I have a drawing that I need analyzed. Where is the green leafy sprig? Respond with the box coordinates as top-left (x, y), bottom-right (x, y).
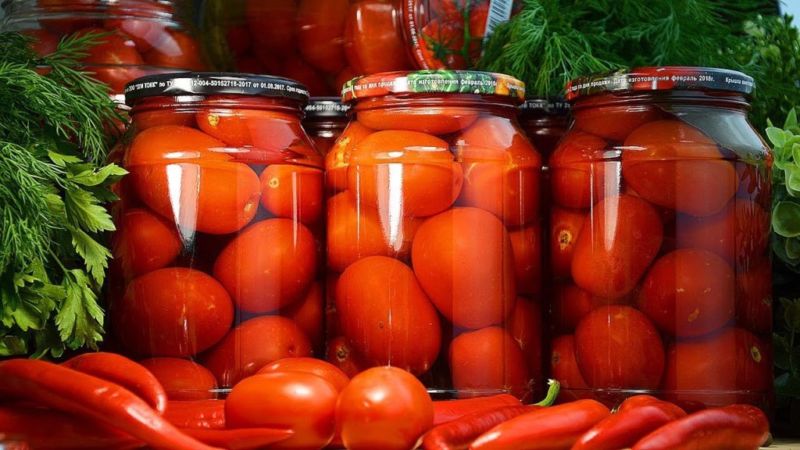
top-left (769, 108), bottom-right (800, 272)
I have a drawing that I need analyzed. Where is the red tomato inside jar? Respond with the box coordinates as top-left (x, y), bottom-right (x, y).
top-left (326, 70), bottom-right (544, 400)
top-left (111, 73), bottom-right (324, 394)
top-left (549, 67), bottom-right (773, 411)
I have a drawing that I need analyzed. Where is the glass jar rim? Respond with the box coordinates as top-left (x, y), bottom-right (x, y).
top-left (305, 97), bottom-right (350, 119)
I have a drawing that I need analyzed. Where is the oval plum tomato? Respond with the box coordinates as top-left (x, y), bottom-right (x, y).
top-left (143, 30), bottom-right (205, 70)
top-left (75, 28), bottom-right (144, 66)
top-left (213, 219), bottom-right (317, 314)
top-left (456, 117), bottom-right (542, 226)
top-left (104, 2), bottom-right (173, 53)
top-left (343, 1), bottom-right (412, 74)
top-left (550, 335), bottom-right (590, 402)
top-left (450, 326), bottom-right (530, 398)
top-left (326, 192), bottom-right (420, 272)
top-left (508, 297), bottom-right (543, 384)
top-left (573, 104), bottom-right (662, 142)
top-left (622, 120), bottom-right (738, 217)
top-left (21, 29), bottom-right (59, 56)
top-left (196, 108), bottom-right (301, 150)
top-left (571, 194), bottom-right (663, 299)
top-left (574, 306), bottom-right (665, 390)
top-left (325, 121), bottom-right (373, 192)
top-left (112, 268), bottom-right (233, 357)
top-left (736, 263), bottom-right (772, 334)
top-left (112, 208), bottom-right (181, 279)
top-left (550, 207), bottom-right (586, 279)
top-left (203, 316), bottom-right (312, 387)
top-left (412, 207), bottom-right (516, 329)
top-left (336, 256), bottom-right (441, 374)
top-left (138, 357), bottom-right (217, 401)
top-left (509, 225), bottom-right (542, 295)
top-left (549, 131), bottom-right (609, 209)
top-left (637, 249), bottom-right (735, 337)
top-left (259, 165), bottom-right (323, 224)
top-left (348, 130), bottom-right (463, 217)
top-left (326, 336), bottom-right (366, 378)
top-left (552, 283), bottom-right (623, 332)
top-left (297, 0), bottom-right (348, 73)
top-left (284, 283), bottom-right (324, 349)
top-left (125, 125), bottom-right (229, 166)
top-left (336, 366), bottom-right (433, 450)
top-left (226, 372), bottom-right (338, 449)
top-left (258, 357), bottom-right (349, 392)
top-left (356, 107), bottom-right (479, 135)
top-left (663, 327), bottom-right (771, 408)
top-left (130, 160), bottom-right (261, 234)
top-left (245, 0), bottom-right (298, 55)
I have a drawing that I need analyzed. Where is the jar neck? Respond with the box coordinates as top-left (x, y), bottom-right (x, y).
top-left (352, 94), bottom-right (521, 118)
top-left (572, 91), bottom-right (752, 113)
top-left (130, 96), bottom-right (305, 119)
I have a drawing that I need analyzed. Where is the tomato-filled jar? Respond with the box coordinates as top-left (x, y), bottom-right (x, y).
top-left (303, 97), bottom-right (349, 155)
top-left (519, 98), bottom-right (570, 158)
top-left (548, 67), bottom-right (772, 410)
top-left (326, 70), bottom-right (544, 400)
top-left (111, 73), bottom-right (324, 397)
top-left (1, 0), bottom-right (206, 96)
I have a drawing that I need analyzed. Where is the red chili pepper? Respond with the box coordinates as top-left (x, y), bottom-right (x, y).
top-left (181, 428), bottom-right (294, 450)
top-left (62, 352), bottom-right (168, 414)
top-left (572, 395), bottom-right (686, 450)
top-left (469, 399), bottom-right (611, 450)
top-left (0, 359), bottom-right (221, 450)
top-left (433, 394), bottom-right (521, 426)
top-left (165, 400), bottom-right (227, 429)
top-left (632, 404), bottom-right (769, 450)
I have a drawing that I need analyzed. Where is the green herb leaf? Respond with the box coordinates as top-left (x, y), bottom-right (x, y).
top-left (56, 270), bottom-right (103, 350)
top-left (69, 227), bottom-right (111, 284)
top-left (68, 163), bottom-right (127, 187)
top-left (64, 186), bottom-right (115, 233)
top-left (773, 201), bottom-right (800, 237)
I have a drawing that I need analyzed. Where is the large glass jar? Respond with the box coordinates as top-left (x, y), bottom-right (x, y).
top-left (519, 98), bottom-right (570, 159)
top-left (111, 73), bottom-right (324, 397)
top-left (1, 0), bottom-right (206, 96)
top-left (548, 67), bottom-right (773, 411)
top-left (303, 97), bottom-right (349, 155)
top-left (326, 70), bottom-right (544, 400)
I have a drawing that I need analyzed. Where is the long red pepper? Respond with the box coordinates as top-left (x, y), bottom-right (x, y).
top-left (0, 359), bottom-right (221, 450)
top-left (432, 394), bottom-right (521, 426)
top-left (469, 399), bottom-right (610, 450)
top-left (62, 352), bottom-right (168, 414)
top-left (572, 395), bottom-right (686, 450)
top-left (632, 404), bottom-right (769, 450)
top-left (181, 428), bottom-right (294, 450)
top-left (165, 400), bottom-right (227, 429)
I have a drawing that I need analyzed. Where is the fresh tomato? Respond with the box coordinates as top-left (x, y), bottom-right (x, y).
top-left (549, 131), bottom-right (609, 209)
top-left (571, 194), bottom-right (663, 299)
top-left (143, 30), bottom-right (205, 70)
top-left (343, 1), bottom-right (412, 74)
top-left (622, 120), bottom-right (738, 217)
top-left (336, 256), bottom-right (441, 375)
top-left (226, 372), bottom-right (338, 449)
top-left (138, 357), bottom-right (217, 401)
top-left (196, 108), bottom-right (301, 150)
top-left (356, 107), bottom-right (479, 135)
top-left (450, 326), bottom-right (530, 399)
top-left (575, 306), bottom-right (665, 390)
top-left (550, 335), bottom-right (591, 402)
top-left (663, 327), bottom-right (772, 408)
top-left (549, 207), bottom-right (586, 279)
top-left (203, 316), bottom-right (313, 387)
top-left (284, 283), bottom-right (324, 349)
top-left (412, 207), bottom-right (516, 329)
top-left (552, 283), bottom-right (623, 332)
top-left (104, 2), bottom-right (173, 53)
top-left (112, 268), bottom-right (233, 357)
top-left (572, 104), bottom-right (662, 142)
top-left (297, 0), bottom-right (348, 73)
top-left (21, 29), bottom-right (59, 56)
top-left (125, 125), bottom-right (229, 166)
top-left (325, 121), bottom-right (373, 192)
top-left (509, 225), bottom-right (542, 295)
top-left (348, 130), bottom-right (463, 217)
top-left (259, 165), bottom-right (323, 225)
top-left (245, 0), bottom-right (298, 55)
top-left (258, 357), bottom-right (349, 392)
top-left (326, 336), bottom-right (366, 378)
top-left (213, 219), bottom-right (317, 314)
top-left (335, 366), bottom-right (433, 450)
top-left (736, 263), bottom-right (772, 334)
top-left (507, 297), bottom-right (544, 385)
top-left (637, 249), bottom-right (735, 337)
top-left (112, 208), bottom-right (181, 279)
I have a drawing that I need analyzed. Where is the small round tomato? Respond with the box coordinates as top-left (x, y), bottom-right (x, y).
top-left (450, 326), bottom-right (530, 398)
top-left (549, 207), bottom-right (586, 279)
top-left (258, 357), bottom-right (349, 392)
top-left (550, 335), bottom-right (590, 402)
top-left (196, 108), bottom-right (301, 150)
top-left (343, 1), bottom-right (412, 74)
top-left (637, 249), bottom-right (735, 337)
top-left (552, 284), bottom-right (623, 332)
top-left (297, 0), bottom-right (348, 73)
top-left (356, 107), bottom-right (479, 135)
top-left (213, 219), bottom-right (317, 314)
top-left (125, 125), bottom-right (229, 166)
top-left (143, 30), bottom-right (205, 70)
top-left (326, 336), bottom-right (366, 378)
top-left (112, 208), bottom-right (181, 279)
top-left (325, 121), bottom-right (373, 192)
top-left (663, 327), bottom-right (771, 408)
top-left (571, 194), bottom-right (663, 299)
top-left (573, 104), bottom-right (662, 142)
top-left (549, 131), bottom-right (610, 209)
top-left (245, 0), bottom-right (298, 55)
top-left (104, 2), bottom-right (173, 53)
top-left (21, 29), bottom-right (59, 56)
top-left (508, 297), bottom-right (543, 383)
top-left (336, 256), bottom-right (441, 375)
top-left (736, 263), bottom-right (772, 334)
top-left (112, 268), bottom-right (233, 357)
top-left (412, 207), bottom-right (516, 329)
top-left (284, 283), bottom-right (324, 349)
top-left (622, 120), bottom-right (738, 217)
top-left (76, 28), bottom-right (144, 66)
top-left (336, 367), bottom-right (433, 450)
top-left (138, 357), bottom-right (217, 401)
top-left (203, 316), bottom-right (312, 387)
top-left (226, 372), bottom-right (338, 449)
top-left (509, 225), bottom-right (542, 295)
top-left (575, 306), bottom-right (665, 389)
top-left (348, 130), bottom-right (463, 217)
top-left (259, 165), bottom-right (323, 225)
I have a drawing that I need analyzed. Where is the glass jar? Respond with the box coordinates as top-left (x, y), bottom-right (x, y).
top-left (303, 97), bottom-right (349, 155)
top-left (326, 70), bottom-right (544, 400)
top-left (1, 0), bottom-right (207, 96)
top-left (519, 98), bottom-right (570, 158)
top-left (549, 67), bottom-right (773, 411)
top-left (111, 73), bottom-right (324, 396)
